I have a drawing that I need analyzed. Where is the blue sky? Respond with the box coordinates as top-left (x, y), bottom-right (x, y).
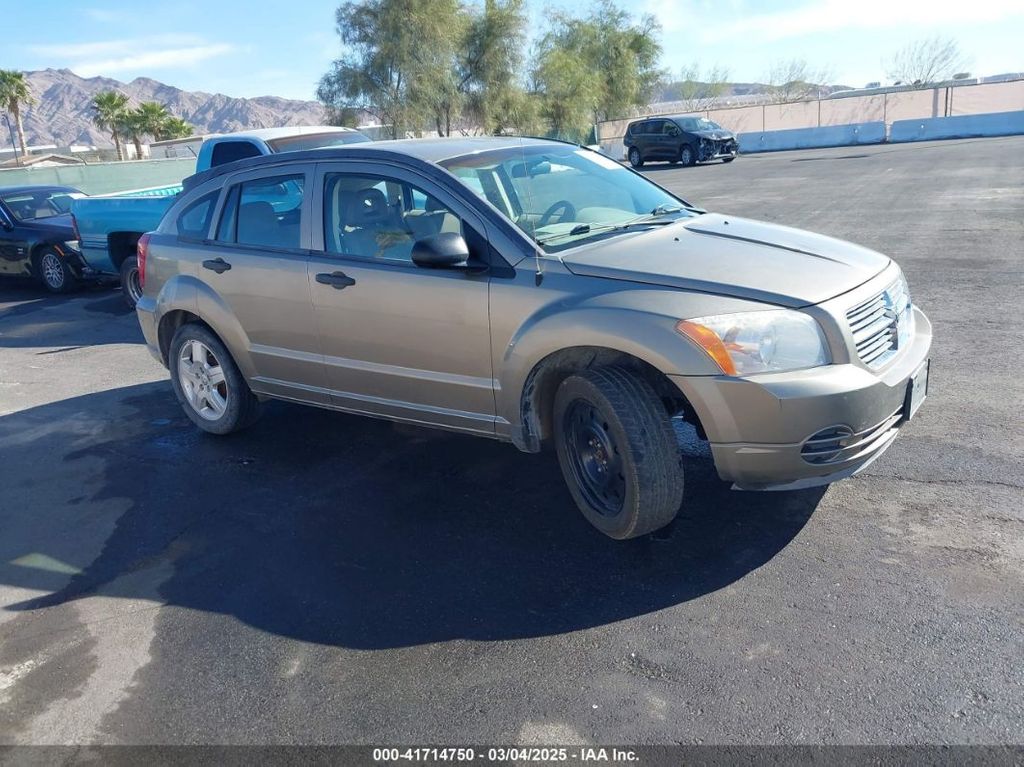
top-left (2, 0), bottom-right (1022, 100)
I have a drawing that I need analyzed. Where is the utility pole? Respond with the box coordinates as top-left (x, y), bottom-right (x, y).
top-left (3, 113), bottom-right (21, 166)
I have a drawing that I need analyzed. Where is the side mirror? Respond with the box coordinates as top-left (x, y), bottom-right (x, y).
top-left (412, 232), bottom-right (471, 269)
top-left (0, 213), bottom-right (12, 231)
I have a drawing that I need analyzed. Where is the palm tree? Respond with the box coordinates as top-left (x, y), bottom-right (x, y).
top-left (91, 90), bottom-right (130, 161)
top-left (160, 116), bottom-right (194, 140)
top-left (0, 69), bottom-right (34, 159)
top-left (135, 101), bottom-right (170, 141)
top-left (123, 109), bottom-right (147, 160)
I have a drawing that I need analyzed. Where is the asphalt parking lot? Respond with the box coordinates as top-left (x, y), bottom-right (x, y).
top-left (1, 136), bottom-right (1022, 746)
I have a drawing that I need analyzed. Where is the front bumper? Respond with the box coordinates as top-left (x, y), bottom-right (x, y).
top-left (699, 138), bottom-right (738, 161)
top-left (672, 306), bottom-right (932, 490)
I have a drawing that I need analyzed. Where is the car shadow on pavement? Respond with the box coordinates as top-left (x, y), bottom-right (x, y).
top-left (0, 283), bottom-right (140, 349)
top-left (1, 382), bottom-right (825, 649)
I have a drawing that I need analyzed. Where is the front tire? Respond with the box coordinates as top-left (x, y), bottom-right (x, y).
top-left (680, 144), bottom-right (697, 167)
top-left (120, 256), bottom-right (142, 308)
top-left (169, 323), bottom-right (261, 435)
top-left (628, 147), bottom-right (644, 168)
top-left (553, 367), bottom-right (684, 539)
top-left (35, 248), bottom-right (76, 294)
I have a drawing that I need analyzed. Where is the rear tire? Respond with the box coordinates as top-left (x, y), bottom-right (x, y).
top-left (628, 147), bottom-right (644, 168)
top-left (553, 367), bottom-right (684, 539)
top-left (120, 256), bottom-right (142, 308)
top-left (169, 323), bottom-right (261, 435)
top-left (35, 248), bottom-right (76, 294)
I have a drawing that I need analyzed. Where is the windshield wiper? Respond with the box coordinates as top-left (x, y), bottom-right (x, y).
top-left (536, 207), bottom-right (686, 245)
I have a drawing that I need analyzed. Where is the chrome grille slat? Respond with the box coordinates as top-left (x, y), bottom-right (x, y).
top-left (846, 276), bottom-right (910, 370)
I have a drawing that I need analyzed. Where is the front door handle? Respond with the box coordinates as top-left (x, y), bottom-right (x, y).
top-left (202, 258), bottom-right (232, 274)
top-left (315, 271), bottom-right (356, 289)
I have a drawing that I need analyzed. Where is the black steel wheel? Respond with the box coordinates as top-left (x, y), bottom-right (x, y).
top-left (553, 367), bottom-right (684, 539)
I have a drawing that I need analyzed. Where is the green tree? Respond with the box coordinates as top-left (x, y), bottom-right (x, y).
top-left (91, 90), bottom-right (131, 161)
top-left (0, 69), bottom-right (34, 158)
top-left (123, 110), bottom-right (147, 160)
top-left (534, 0), bottom-right (663, 139)
top-left (458, 0), bottom-right (532, 134)
top-left (135, 101), bottom-right (171, 141)
top-left (159, 116), bottom-right (194, 140)
top-left (317, 0), bottom-right (463, 139)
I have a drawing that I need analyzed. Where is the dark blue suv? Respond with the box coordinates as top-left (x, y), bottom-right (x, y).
top-left (624, 115), bottom-right (738, 168)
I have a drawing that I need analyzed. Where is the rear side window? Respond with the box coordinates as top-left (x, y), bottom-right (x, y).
top-left (176, 192), bottom-right (218, 240)
top-left (210, 141), bottom-right (263, 167)
top-left (217, 174), bottom-right (305, 251)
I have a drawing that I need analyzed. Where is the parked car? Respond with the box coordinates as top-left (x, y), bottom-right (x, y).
top-left (136, 137), bottom-right (931, 540)
top-left (72, 126), bottom-right (371, 308)
top-left (0, 185), bottom-right (96, 293)
top-left (624, 115), bottom-right (738, 168)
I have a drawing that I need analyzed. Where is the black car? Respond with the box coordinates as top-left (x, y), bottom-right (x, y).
top-left (624, 115), bottom-right (738, 168)
top-left (0, 185), bottom-right (93, 293)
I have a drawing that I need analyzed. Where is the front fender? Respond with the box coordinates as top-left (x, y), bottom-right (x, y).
top-left (494, 287), bottom-right (764, 435)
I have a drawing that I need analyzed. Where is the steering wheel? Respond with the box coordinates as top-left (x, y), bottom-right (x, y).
top-left (537, 200), bottom-right (577, 228)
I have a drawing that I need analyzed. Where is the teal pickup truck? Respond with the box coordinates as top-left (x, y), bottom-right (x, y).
top-left (72, 126), bottom-right (370, 306)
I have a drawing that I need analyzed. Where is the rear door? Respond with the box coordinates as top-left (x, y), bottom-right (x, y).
top-left (190, 163), bottom-right (330, 403)
top-left (306, 160), bottom-right (495, 434)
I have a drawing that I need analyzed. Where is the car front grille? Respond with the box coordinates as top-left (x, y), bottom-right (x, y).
top-left (846, 275), bottom-right (912, 369)
top-left (801, 407), bottom-right (904, 465)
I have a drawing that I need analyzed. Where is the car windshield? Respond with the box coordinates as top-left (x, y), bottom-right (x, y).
top-left (267, 132), bottom-right (371, 152)
top-left (440, 144), bottom-right (696, 252)
top-left (695, 118), bottom-right (722, 130)
top-left (0, 189), bottom-right (81, 222)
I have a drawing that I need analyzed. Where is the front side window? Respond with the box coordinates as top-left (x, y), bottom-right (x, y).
top-left (322, 173), bottom-right (466, 263)
top-left (213, 175), bottom-right (305, 249)
top-left (177, 192), bottom-right (219, 239)
top-left (441, 144), bottom-right (694, 252)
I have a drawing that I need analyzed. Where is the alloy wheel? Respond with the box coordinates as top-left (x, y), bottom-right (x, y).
top-left (178, 339), bottom-right (228, 421)
top-left (40, 253), bottom-right (65, 290)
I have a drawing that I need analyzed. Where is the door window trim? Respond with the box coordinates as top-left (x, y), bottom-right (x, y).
top-left (311, 160), bottom-right (506, 271)
top-left (206, 164), bottom-right (315, 255)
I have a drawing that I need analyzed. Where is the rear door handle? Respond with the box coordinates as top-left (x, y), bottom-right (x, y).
top-left (202, 258), bottom-right (231, 274)
top-left (315, 271), bottom-right (356, 289)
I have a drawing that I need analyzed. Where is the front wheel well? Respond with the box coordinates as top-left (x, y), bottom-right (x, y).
top-left (107, 231), bottom-right (142, 271)
top-left (518, 346), bottom-right (704, 452)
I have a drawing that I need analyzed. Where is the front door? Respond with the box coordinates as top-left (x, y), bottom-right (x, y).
top-left (307, 163), bottom-right (495, 434)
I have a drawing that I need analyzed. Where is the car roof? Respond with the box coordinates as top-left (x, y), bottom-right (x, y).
top-left (206, 126), bottom-right (365, 143)
top-left (0, 185), bottom-right (80, 196)
top-left (183, 136), bottom-right (574, 190)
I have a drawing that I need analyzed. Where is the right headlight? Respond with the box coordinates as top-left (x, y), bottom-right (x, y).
top-left (676, 309), bottom-right (830, 376)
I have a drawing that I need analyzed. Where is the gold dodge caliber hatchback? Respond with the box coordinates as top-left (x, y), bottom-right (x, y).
top-left (136, 137), bottom-right (931, 539)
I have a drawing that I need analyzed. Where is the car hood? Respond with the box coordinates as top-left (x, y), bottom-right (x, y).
top-left (693, 129), bottom-right (734, 140)
top-left (560, 213), bottom-right (891, 307)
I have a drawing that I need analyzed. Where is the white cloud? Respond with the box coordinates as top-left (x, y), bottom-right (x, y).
top-left (697, 0), bottom-right (1024, 42)
top-left (28, 35), bottom-right (235, 76)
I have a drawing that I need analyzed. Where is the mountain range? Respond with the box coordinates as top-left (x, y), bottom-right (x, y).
top-left (15, 69), bottom-right (326, 149)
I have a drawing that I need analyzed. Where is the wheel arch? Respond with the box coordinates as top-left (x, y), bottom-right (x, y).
top-left (106, 231), bottom-right (143, 271)
top-left (514, 345), bottom-right (706, 453)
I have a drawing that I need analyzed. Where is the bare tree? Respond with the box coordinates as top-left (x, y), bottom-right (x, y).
top-left (764, 58), bottom-right (832, 103)
top-left (672, 63), bottom-right (730, 112)
top-left (885, 36), bottom-right (969, 87)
